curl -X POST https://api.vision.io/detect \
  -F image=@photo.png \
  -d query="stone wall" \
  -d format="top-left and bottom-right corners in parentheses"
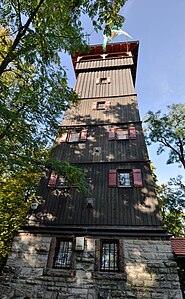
top-left (0, 233), bottom-right (182, 299)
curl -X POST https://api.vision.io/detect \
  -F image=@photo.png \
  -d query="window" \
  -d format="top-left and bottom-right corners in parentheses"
top-left (68, 131), bottom-right (80, 142)
top-left (97, 101), bottom-right (106, 110)
top-left (92, 101), bottom-right (111, 111)
top-left (58, 129), bottom-right (88, 143)
top-left (118, 171), bottom-right (132, 187)
top-left (100, 78), bottom-right (107, 84)
top-left (53, 239), bottom-right (73, 269)
top-left (100, 240), bottom-right (119, 271)
top-left (116, 128), bottom-right (129, 140)
top-left (56, 176), bottom-right (68, 188)
top-left (108, 169), bottom-right (143, 188)
top-left (96, 77), bottom-right (111, 85)
top-left (108, 125), bottom-right (136, 141)
top-left (48, 170), bottom-right (68, 188)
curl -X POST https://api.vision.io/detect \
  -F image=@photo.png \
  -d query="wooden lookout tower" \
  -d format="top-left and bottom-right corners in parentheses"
top-left (0, 42), bottom-right (182, 299)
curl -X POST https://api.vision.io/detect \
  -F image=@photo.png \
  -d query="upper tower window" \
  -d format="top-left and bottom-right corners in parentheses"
top-left (96, 77), bottom-right (111, 85)
top-left (100, 78), bottom-right (107, 84)
top-left (58, 129), bottom-right (88, 143)
top-left (116, 128), bottom-right (129, 140)
top-left (118, 171), bottom-right (132, 187)
top-left (92, 101), bottom-right (111, 111)
top-left (97, 101), bottom-right (106, 110)
top-left (108, 169), bottom-right (143, 188)
top-left (108, 125), bottom-right (137, 141)
top-left (48, 170), bottom-right (68, 188)
top-left (68, 131), bottom-right (80, 142)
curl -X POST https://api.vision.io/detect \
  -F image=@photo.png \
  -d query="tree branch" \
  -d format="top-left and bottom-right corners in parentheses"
top-left (17, 0), bottom-right (22, 28)
top-left (178, 137), bottom-right (185, 168)
top-left (0, 0), bottom-right (45, 76)
top-left (157, 136), bottom-right (185, 168)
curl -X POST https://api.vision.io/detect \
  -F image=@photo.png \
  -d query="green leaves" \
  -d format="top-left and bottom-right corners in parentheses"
top-left (144, 104), bottom-right (185, 168)
top-left (157, 176), bottom-right (185, 237)
top-left (48, 159), bottom-right (88, 192)
top-left (0, 169), bottom-right (40, 269)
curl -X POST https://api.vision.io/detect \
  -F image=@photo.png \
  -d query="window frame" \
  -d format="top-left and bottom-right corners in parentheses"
top-left (92, 101), bottom-right (111, 111)
top-left (97, 101), bottom-right (106, 110)
top-left (108, 125), bottom-right (137, 141)
top-left (116, 128), bottom-right (129, 140)
top-left (96, 77), bottom-right (111, 85)
top-left (52, 238), bottom-right (73, 269)
top-left (68, 131), bottom-right (81, 142)
top-left (108, 169), bottom-right (143, 188)
top-left (117, 170), bottom-right (132, 188)
top-left (58, 129), bottom-right (88, 143)
top-left (100, 240), bottom-right (119, 272)
top-left (100, 77), bottom-right (107, 84)
top-left (48, 170), bottom-right (68, 189)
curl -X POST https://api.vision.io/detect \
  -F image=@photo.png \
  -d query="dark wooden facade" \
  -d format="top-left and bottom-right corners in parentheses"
top-left (27, 41), bottom-right (165, 237)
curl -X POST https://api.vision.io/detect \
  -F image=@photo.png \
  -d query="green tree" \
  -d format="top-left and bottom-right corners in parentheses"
top-left (0, 169), bottom-right (40, 269)
top-left (144, 103), bottom-right (185, 168)
top-left (156, 176), bottom-right (185, 237)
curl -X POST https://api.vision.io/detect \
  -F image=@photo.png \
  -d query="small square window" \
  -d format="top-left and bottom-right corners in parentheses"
top-left (116, 128), bottom-right (129, 140)
top-left (96, 77), bottom-right (111, 84)
top-left (48, 171), bottom-right (68, 189)
top-left (56, 176), bottom-right (68, 188)
top-left (100, 240), bottom-right (119, 272)
top-left (53, 240), bottom-right (73, 269)
top-left (118, 171), bottom-right (132, 187)
top-left (100, 78), bottom-right (107, 84)
top-left (68, 131), bottom-right (80, 142)
top-left (97, 101), bottom-right (105, 110)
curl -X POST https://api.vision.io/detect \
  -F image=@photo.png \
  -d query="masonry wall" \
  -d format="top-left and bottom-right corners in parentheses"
top-left (0, 233), bottom-right (182, 299)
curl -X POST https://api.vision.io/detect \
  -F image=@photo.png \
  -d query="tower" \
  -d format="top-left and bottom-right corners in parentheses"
top-left (0, 42), bottom-right (182, 299)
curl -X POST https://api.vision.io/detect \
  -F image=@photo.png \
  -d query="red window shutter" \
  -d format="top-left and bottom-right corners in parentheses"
top-left (92, 102), bottom-right (97, 110)
top-left (108, 128), bottom-right (115, 140)
top-left (105, 101), bottom-right (111, 110)
top-left (80, 129), bottom-right (88, 141)
top-left (59, 132), bottom-right (68, 143)
top-left (133, 169), bottom-right (143, 187)
top-left (130, 125), bottom-right (136, 139)
top-left (48, 170), bottom-right (58, 187)
top-left (109, 169), bottom-right (117, 187)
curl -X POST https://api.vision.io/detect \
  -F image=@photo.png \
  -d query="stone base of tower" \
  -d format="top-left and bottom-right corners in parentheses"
top-left (0, 232), bottom-right (182, 299)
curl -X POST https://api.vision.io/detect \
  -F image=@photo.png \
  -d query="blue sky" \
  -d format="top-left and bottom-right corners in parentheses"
top-left (62, 0), bottom-right (184, 184)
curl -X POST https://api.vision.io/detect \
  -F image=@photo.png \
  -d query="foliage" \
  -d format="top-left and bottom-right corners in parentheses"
top-left (156, 176), bottom-right (185, 236)
top-left (0, 169), bottom-right (40, 269)
top-left (144, 103), bottom-right (185, 168)
top-left (48, 159), bottom-right (88, 192)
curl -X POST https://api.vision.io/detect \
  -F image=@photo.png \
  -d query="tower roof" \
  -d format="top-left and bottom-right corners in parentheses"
top-left (72, 41), bottom-right (139, 85)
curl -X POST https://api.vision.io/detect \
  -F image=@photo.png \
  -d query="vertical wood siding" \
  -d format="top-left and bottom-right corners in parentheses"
top-left (74, 69), bottom-right (135, 98)
top-left (54, 124), bottom-right (149, 163)
top-left (30, 42), bottom-right (162, 232)
top-left (37, 162), bottom-right (161, 227)
top-left (62, 96), bottom-right (140, 126)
